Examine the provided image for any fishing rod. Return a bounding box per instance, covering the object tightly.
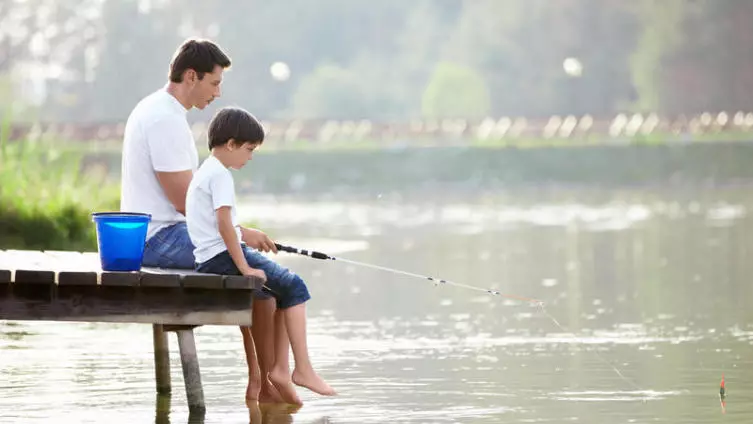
[274,242,648,395]
[274,243,544,305]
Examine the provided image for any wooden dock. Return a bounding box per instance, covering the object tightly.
[0,249,263,412]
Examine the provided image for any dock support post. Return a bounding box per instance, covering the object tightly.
[176,328,205,412]
[153,324,171,394]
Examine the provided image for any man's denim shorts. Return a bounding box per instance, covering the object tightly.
[196,245,311,309]
[142,222,195,269]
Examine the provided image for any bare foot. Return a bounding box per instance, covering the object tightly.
[258,377,284,404]
[292,368,336,396]
[269,369,303,405]
[246,398,262,424]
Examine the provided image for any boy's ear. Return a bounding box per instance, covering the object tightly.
[226,138,236,150]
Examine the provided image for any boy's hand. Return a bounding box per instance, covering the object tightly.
[240,227,278,253]
[242,267,267,283]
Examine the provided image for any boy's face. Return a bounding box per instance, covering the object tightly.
[187,65,223,109]
[226,140,260,170]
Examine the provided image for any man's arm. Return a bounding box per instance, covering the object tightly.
[155,170,193,215]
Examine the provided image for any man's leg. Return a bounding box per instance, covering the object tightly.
[269,308,301,404]
[240,326,262,400]
[142,222,195,269]
[251,298,284,403]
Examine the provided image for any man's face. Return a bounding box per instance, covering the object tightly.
[188,65,223,109]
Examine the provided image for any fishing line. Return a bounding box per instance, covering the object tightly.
[275,242,645,396]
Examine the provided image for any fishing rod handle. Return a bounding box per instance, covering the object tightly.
[275,243,331,260]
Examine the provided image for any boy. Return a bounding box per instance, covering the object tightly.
[186,106,336,399]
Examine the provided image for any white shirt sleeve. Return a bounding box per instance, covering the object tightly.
[209,170,236,211]
[147,116,195,172]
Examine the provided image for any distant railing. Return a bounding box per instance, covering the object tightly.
[6,112,753,145]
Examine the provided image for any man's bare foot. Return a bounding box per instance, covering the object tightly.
[258,378,284,403]
[292,368,336,396]
[246,398,262,424]
[269,369,303,405]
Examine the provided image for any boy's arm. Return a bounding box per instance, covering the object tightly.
[240,226,278,253]
[216,206,266,280]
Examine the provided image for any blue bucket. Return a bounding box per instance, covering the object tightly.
[92,212,151,272]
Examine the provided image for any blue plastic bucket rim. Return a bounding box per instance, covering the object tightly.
[92,212,152,221]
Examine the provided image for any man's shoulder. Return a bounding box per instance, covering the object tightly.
[129,90,187,129]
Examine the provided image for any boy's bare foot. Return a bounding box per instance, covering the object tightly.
[292,368,337,396]
[269,369,303,405]
[258,377,284,403]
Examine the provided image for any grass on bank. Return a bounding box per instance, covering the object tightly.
[0,122,120,251]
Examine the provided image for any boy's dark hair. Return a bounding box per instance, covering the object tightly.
[208,107,265,150]
[169,39,231,83]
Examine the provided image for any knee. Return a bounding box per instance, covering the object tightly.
[277,275,311,309]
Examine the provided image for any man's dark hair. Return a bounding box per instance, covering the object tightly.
[208,107,265,150]
[169,39,231,83]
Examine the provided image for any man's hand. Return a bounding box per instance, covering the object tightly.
[240,227,278,253]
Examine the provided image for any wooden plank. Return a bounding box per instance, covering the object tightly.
[140,273,182,288]
[182,274,224,289]
[101,272,140,286]
[5,250,55,285]
[45,251,99,286]
[0,250,12,284]
[58,271,98,286]
[0,284,254,325]
[224,275,262,290]
[14,270,55,285]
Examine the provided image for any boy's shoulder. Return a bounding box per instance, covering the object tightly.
[193,156,230,185]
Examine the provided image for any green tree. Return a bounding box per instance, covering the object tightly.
[421,62,491,119]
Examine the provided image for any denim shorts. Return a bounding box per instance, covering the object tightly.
[196,245,311,310]
[142,222,195,269]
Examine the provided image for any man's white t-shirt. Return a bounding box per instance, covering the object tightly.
[186,155,243,264]
[120,89,199,240]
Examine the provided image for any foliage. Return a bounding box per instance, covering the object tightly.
[0,119,120,250]
[3,0,753,121]
[421,62,491,119]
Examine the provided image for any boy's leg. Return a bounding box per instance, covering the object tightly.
[142,222,195,269]
[282,303,336,396]
[239,246,334,397]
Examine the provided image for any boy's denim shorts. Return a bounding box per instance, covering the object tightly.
[196,245,311,309]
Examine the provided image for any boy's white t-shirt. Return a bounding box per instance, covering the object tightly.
[120,89,199,240]
[186,155,243,264]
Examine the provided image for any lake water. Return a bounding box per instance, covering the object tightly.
[2,187,753,423]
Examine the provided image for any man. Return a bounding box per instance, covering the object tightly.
[120,38,299,404]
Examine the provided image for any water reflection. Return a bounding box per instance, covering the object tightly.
[248,402,302,424]
[2,188,753,422]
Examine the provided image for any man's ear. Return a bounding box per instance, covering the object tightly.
[184,69,197,84]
